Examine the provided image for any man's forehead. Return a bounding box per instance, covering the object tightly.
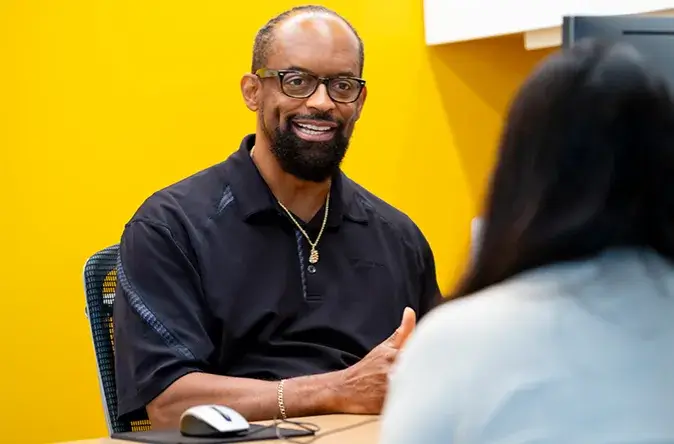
[268,13,360,73]
[278,13,338,40]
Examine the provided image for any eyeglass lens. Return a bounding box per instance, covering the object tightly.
[281,72,361,102]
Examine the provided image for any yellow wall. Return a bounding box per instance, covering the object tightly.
[0,1,550,442]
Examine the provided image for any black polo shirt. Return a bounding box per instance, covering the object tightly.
[113,134,442,420]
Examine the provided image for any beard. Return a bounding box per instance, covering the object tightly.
[262,110,351,182]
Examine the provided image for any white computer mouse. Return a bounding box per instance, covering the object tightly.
[179,404,250,437]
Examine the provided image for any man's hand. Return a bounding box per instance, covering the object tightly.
[334,307,417,414]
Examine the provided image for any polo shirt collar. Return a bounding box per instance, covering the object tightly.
[227,134,368,226]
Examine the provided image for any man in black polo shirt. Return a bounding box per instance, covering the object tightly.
[113,5,442,429]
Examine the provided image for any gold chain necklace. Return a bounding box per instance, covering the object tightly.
[251,145,330,264]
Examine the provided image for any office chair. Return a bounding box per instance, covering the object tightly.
[83,244,152,435]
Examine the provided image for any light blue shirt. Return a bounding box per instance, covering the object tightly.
[380,248,674,444]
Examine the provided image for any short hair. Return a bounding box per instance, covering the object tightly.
[452,39,674,299]
[251,5,365,76]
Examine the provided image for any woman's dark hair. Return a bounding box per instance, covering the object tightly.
[452,39,674,299]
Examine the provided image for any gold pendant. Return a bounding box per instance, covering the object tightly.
[309,248,319,264]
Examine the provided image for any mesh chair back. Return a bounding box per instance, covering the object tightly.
[83,244,152,434]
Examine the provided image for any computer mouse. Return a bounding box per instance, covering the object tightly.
[179,404,250,437]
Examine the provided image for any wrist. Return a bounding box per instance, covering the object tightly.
[280,369,347,418]
[313,369,348,414]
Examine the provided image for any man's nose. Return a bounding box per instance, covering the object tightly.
[305,83,336,112]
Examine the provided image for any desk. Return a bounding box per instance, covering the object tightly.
[57,414,380,444]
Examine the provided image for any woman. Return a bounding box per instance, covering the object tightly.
[379,39,674,443]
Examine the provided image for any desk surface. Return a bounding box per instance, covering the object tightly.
[58,414,380,444]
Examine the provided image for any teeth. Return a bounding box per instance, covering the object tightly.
[298,128,325,135]
[295,123,332,132]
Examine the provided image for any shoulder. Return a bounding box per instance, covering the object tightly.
[394,282,528,372]
[346,177,430,252]
[119,159,237,268]
[128,160,231,234]
[410,260,595,339]
[392,257,608,379]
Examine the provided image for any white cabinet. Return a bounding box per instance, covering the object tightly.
[423,0,674,49]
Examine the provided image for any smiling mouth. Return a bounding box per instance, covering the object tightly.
[291,121,338,141]
[293,122,335,135]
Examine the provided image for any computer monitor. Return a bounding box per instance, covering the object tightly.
[562,15,674,89]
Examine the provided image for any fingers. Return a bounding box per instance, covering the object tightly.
[388,307,417,349]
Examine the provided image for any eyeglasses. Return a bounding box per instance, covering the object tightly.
[255,68,366,104]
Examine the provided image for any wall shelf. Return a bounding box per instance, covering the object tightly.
[423,1,674,49]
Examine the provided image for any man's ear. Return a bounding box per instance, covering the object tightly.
[354,85,367,120]
[241,74,261,112]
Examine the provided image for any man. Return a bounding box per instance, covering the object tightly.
[113,5,441,429]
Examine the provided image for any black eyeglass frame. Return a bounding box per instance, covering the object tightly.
[255,68,366,104]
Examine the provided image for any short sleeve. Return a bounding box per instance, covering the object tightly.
[113,219,215,420]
